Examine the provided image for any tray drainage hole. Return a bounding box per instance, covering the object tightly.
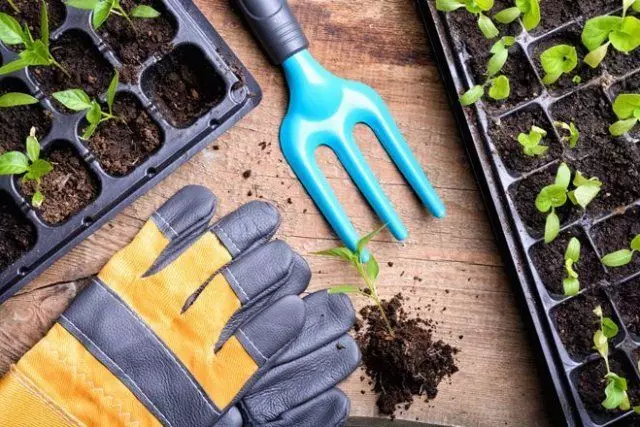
[146,167,157,178]
[17,267,29,277]
[83,217,94,227]
[209,119,219,129]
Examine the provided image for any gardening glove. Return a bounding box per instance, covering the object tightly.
[216,290,361,427]
[0,185,312,427]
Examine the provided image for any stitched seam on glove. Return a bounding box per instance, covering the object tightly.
[213,225,241,254]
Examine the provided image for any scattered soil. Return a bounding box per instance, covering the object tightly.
[488,103,558,175]
[20,144,98,225]
[529,0,579,37]
[605,46,640,78]
[99,0,176,66]
[0,78,52,154]
[31,30,114,101]
[355,294,459,416]
[554,288,617,361]
[592,206,640,282]
[143,45,225,128]
[612,278,640,339]
[0,0,65,43]
[0,193,35,272]
[86,93,162,176]
[530,227,605,296]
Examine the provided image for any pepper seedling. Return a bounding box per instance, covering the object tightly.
[517,125,548,157]
[436,0,498,39]
[0,127,52,207]
[553,121,580,148]
[65,0,160,30]
[315,225,394,336]
[52,71,120,139]
[493,0,540,31]
[582,0,640,69]
[459,36,514,105]
[539,44,578,85]
[609,93,640,136]
[0,1,70,77]
[0,92,39,108]
[563,237,581,296]
[601,234,640,267]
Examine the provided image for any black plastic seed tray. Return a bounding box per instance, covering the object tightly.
[0,0,261,303]
[418,0,640,425]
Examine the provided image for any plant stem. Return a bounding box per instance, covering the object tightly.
[357,261,394,336]
[51,58,71,78]
[7,0,19,13]
[113,6,136,32]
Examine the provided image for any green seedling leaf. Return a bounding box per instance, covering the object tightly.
[565,259,578,278]
[610,118,638,136]
[82,121,99,140]
[603,373,630,410]
[459,84,484,106]
[0,58,29,75]
[24,158,52,180]
[555,162,571,189]
[357,224,387,255]
[568,172,602,209]
[593,328,608,359]
[314,247,358,263]
[584,41,610,68]
[131,5,160,18]
[26,131,39,162]
[554,121,580,148]
[31,190,44,208]
[0,151,29,174]
[486,37,511,76]
[630,235,640,251]
[474,0,494,12]
[477,13,499,38]
[328,285,361,295]
[612,93,640,119]
[602,317,620,339]
[40,0,49,48]
[535,184,567,212]
[0,12,26,45]
[436,0,465,11]
[602,249,634,267]
[65,0,99,9]
[106,70,118,114]
[93,0,114,29]
[518,125,548,157]
[565,237,581,262]
[488,75,510,100]
[365,255,380,283]
[540,44,578,85]
[53,89,92,111]
[563,277,579,296]
[544,209,560,243]
[517,0,540,31]
[610,16,640,53]
[573,75,582,84]
[493,6,520,24]
[86,100,102,124]
[582,16,623,51]
[0,92,38,107]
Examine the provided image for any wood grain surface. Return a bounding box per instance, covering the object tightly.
[0,0,555,425]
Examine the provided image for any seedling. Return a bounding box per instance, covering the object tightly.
[0,127,52,207]
[539,44,578,85]
[0,92,38,108]
[553,121,580,148]
[563,237,581,296]
[316,225,394,336]
[0,1,70,77]
[582,0,640,69]
[459,36,514,105]
[493,0,540,31]
[609,93,640,136]
[601,234,640,267]
[52,71,120,139]
[436,0,498,39]
[517,125,548,157]
[66,0,160,30]
[535,163,602,243]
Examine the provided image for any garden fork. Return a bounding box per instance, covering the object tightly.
[237,0,446,258]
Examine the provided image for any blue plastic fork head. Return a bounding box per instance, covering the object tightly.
[280,49,446,258]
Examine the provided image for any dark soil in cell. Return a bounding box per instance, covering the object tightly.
[19,145,98,225]
[554,288,617,360]
[0,0,65,42]
[142,45,225,128]
[530,227,605,296]
[577,0,619,18]
[31,31,114,102]
[488,104,558,174]
[592,206,640,282]
[85,93,162,176]
[99,0,176,66]
[0,79,52,154]
[612,278,640,339]
[0,193,35,272]
[604,47,640,78]
[529,0,579,37]
[549,87,615,160]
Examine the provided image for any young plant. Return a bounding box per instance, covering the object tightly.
[52,71,120,139]
[517,125,548,156]
[539,44,578,85]
[609,93,640,136]
[493,0,541,32]
[582,0,640,69]
[315,225,394,336]
[66,0,160,30]
[601,234,640,267]
[436,0,498,39]
[459,36,514,105]
[562,237,581,296]
[0,92,38,108]
[0,1,70,77]
[553,121,580,148]
[0,127,52,207]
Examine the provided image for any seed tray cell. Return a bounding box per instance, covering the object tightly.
[0,0,261,302]
[418,0,640,424]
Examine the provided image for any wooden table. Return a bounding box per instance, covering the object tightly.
[0,1,556,425]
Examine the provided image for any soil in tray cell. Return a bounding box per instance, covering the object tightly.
[553,288,620,361]
[31,31,114,102]
[0,192,35,273]
[99,0,177,66]
[83,93,162,176]
[592,206,640,283]
[0,78,52,154]
[577,0,619,19]
[487,103,558,175]
[611,71,640,139]
[530,227,605,296]
[528,0,579,37]
[0,0,66,43]
[611,278,640,340]
[142,44,226,128]
[19,143,99,225]
[549,86,615,160]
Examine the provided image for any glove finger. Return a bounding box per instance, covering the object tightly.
[243,334,360,423]
[267,388,350,427]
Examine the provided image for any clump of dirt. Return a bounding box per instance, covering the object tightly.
[355,294,459,416]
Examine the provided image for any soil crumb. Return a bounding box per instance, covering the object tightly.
[355,294,459,416]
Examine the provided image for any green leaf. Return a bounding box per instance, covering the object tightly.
[518,125,548,157]
[0,58,28,75]
[584,42,610,68]
[81,121,99,140]
[24,158,52,180]
[555,163,571,189]
[0,151,29,175]
[474,0,494,12]
[20,40,52,66]
[630,235,640,251]
[593,329,608,358]
[565,258,578,278]
[582,16,622,51]
[554,121,580,148]
[602,249,634,267]
[86,100,102,124]
[570,176,602,209]
[520,0,540,31]
[0,92,38,107]
[52,89,92,111]
[477,13,499,39]
[493,6,520,24]
[612,93,640,119]
[65,0,99,9]
[93,0,114,29]
[357,224,387,255]
[610,16,640,53]
[436,0,465,11]
[634,0,640,12]
[328,285,361,295]
[540,44,578,85]
[602,317,620,339]
[565,237,581,262]
[535,184,566,212]
[572,75,582,84]
[26,132,39,162]
[544,210,560,243]
[314,246,358,263]
[488,75,510,100]
[131,5,160,18]
[486,43,508,76]
[31,190,44,208]
[106,70,118,113]
[40,0,49,48]
[459,85,484,106]
[562,277,579,296]
[603,374,628,410]
[609,118,638,136]
[0,12,26,45]
[365,255,379,282]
